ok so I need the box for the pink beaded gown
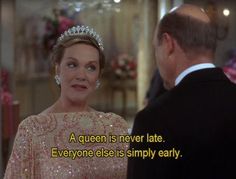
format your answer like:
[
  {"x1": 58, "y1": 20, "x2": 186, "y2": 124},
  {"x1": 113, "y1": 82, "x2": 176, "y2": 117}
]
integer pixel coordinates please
[{"x1": 4, "y1": 112, "x2": 129, "y2": 179}]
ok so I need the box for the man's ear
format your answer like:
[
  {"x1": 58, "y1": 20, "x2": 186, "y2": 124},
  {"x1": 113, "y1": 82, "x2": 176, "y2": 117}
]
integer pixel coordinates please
[{"x1": 162, "y1": 33, "x2": 175, "y2": 57}]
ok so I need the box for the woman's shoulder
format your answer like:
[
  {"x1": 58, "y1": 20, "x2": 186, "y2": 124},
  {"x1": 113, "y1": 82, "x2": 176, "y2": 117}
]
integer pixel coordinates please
[
  {"x1": 102, "y1": 112, "x2": 129, "y2": 132},
  {"x1": 15, "y1": 115, "x2": 37, "y2": 136},
  {"x1": 102, "y1": 111, "x2": 126, "y2": 121},
  {"x1": 103, "y1": 112, "x2": 124, "y2": 119},
  {"x1": 20, "y1": 113, "x2": 56, "y2": 124},
  {"x1": 18, "y1": 114, "x2": 39, "y2": 128},
  {"x1": 18, "y1": 113, "x2": 58, "y2": 136}
]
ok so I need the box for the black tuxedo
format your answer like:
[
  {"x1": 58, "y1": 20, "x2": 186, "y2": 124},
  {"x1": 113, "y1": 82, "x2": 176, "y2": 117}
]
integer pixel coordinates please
[{"x1": 127, "y1": 68, "x2": 236, "y2": 179}]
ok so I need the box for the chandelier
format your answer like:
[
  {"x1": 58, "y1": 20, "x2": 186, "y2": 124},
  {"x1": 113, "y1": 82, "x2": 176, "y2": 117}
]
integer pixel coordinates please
[{"x1": 58, "y1": 0, "x2": 122, "y2": 14}]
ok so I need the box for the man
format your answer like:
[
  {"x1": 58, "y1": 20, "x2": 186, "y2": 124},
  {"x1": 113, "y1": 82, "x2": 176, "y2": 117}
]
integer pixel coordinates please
[{"x1": 127, "y1": 4, "x2": 236, "y2": 179}]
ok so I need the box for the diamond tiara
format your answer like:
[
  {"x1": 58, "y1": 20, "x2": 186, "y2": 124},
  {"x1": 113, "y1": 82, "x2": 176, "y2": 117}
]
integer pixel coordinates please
[{"x1": 57, "y1": 25, "x2": 104, "y2": 51}]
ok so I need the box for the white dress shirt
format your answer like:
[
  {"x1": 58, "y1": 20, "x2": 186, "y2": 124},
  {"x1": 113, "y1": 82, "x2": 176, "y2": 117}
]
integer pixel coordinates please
[{"x1": 175, "y1": 63, "x2": 216, "y2": 86}]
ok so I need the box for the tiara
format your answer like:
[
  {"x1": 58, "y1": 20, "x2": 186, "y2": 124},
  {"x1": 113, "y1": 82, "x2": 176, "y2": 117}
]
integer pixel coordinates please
[{"x1": 57, "y1": 25, "x2": 104, "y2": 51}]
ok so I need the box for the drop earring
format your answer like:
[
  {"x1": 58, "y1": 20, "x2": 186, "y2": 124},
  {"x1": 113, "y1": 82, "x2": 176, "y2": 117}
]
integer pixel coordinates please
[
  {"x1": 54, "y1": 75, "x2": 61, "y2": 85},
  {"x1": 96, "y1": 80, "x2": 101, "y2": 89}
]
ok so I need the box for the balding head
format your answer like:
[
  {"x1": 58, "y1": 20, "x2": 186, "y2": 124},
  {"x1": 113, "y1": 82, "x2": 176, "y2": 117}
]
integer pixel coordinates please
[
  {"x1": 153, "y1": 4, "x2": 217, "y2": 89},
  {"x1": 156, "y1": 4, "x2": 217, "y2": 56},
  {"x1": 172, "y1": 4, "x2": 210, "y2": 23}
]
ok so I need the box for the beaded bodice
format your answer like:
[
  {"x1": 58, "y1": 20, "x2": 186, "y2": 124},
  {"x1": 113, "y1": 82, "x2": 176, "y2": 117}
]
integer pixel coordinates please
[{"x1": 4, "y1": 112, "x2": 128, "y2": 179}]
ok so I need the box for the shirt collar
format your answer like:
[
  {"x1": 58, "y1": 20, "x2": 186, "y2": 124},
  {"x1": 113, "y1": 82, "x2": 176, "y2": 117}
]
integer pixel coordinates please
[{"x1": 175, "y1": 63, "x2": 216, "y2": 86}]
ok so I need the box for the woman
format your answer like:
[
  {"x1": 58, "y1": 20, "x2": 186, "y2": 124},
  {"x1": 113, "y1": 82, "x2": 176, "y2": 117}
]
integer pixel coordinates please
[{"x1": 4, "y1": 25, "x2": 128, "y2": 179}]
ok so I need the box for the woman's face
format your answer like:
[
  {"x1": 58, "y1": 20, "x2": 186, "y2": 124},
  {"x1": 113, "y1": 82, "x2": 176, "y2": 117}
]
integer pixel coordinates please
[{"x1": 57, "y1": 43, "x2": 100, "y2": 104}]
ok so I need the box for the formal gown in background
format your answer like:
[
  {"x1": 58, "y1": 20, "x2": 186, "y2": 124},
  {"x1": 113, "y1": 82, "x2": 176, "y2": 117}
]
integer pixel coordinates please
[{"x1": 4, "y1": 112, "x2": 128, "y2": 179}]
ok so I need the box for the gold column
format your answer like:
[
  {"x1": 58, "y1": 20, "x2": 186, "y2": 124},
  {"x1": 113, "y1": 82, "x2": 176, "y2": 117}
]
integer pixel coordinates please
[
  {"x1": 137, "y1": 0, "x2": 182, "y2": 110},
  {"x1": 137, "y1": 0, "x2": 157, "y2": 110}
]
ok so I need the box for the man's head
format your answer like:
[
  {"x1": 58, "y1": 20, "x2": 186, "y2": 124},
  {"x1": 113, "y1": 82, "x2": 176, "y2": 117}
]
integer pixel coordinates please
[{"x1": 153, "y1": 4, "x2": 217, "y2": 89}]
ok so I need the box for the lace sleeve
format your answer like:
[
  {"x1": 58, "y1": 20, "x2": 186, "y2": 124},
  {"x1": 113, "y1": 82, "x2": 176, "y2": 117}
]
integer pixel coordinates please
[{"x1": 4, "y1": 118, "x2": 34, "y2": 179}]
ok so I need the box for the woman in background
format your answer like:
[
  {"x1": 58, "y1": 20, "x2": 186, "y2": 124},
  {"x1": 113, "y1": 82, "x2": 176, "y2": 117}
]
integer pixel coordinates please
[{"x1": 4, "y1": 25, "x2": 128, "y2": 179}]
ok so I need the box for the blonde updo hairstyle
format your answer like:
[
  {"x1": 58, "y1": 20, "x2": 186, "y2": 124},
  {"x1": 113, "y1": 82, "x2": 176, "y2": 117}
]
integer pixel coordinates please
[{"x1": 51, "y1": 35, "x2": 105, "y2": 75}]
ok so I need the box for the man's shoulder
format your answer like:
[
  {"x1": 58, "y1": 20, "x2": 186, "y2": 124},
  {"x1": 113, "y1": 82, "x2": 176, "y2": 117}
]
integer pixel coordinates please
[{"x1": 139, "y1": 92, "x2": 175, "y2": 118}]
